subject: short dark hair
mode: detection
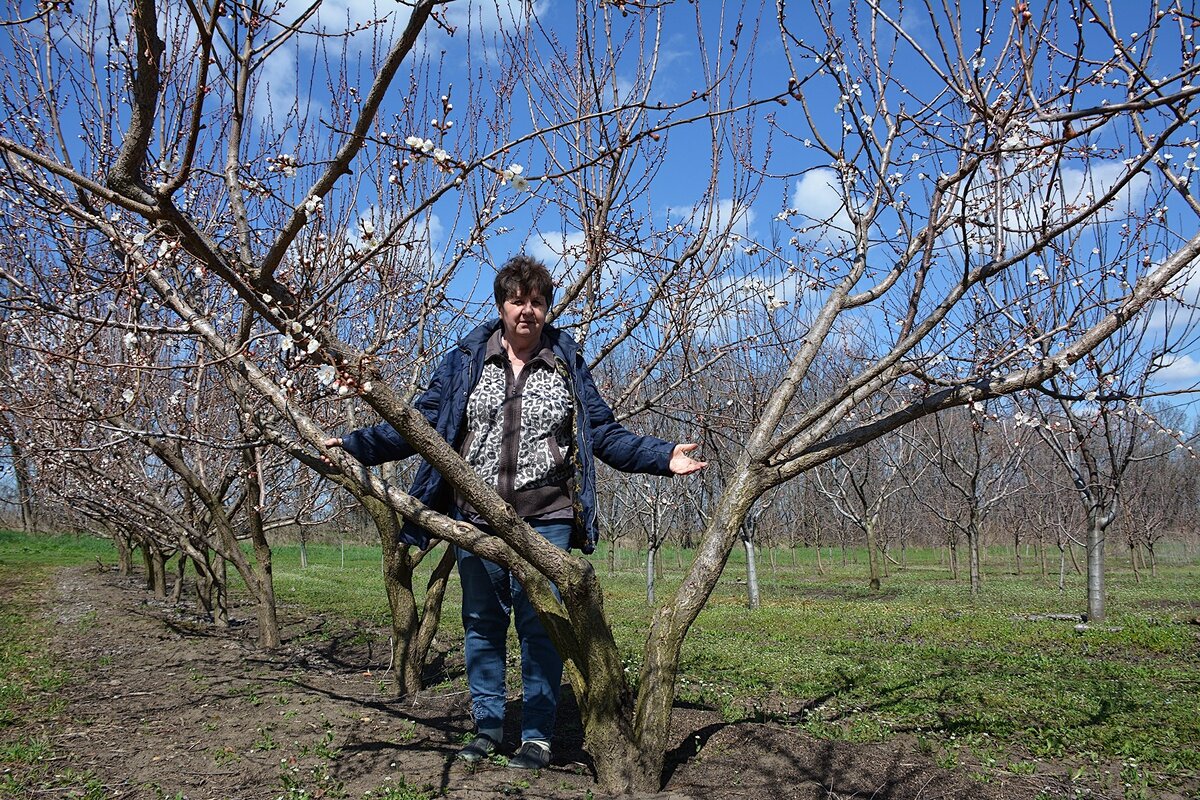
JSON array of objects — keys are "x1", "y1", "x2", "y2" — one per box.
[{"x1": 494, "y1": 254, "x2": 555, "y2": 308}]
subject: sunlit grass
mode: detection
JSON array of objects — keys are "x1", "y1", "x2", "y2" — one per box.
[
  {"x1": 0, "y1": 530, "x2": 112, "y2": 798},
  {"x1": 4, "y1": 529, "x2": 1198, "y2": 791}
]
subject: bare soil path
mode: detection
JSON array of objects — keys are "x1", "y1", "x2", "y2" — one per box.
[{"x1": 18, "y1": 565, "x2": 1058, "y2": 799}]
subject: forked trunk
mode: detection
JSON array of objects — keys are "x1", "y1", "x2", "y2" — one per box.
[{"x1": 367, "y1": 495, "x2": 451, "y2": 696}]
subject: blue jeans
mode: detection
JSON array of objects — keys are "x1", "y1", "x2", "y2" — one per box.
[{"x1": 456, "y1": 520, "x2": 572, "y2": 743}]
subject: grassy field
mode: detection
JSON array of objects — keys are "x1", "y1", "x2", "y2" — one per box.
[
  {"x1": 2, "y1": 530, "x2": 1198, "y2": 797},
  {"x1": 0, "y1": 531, "x2": 116, "y2": 798},
  {"x1": 262, "y1": 537, "x2": 1200, "y2": 795}
]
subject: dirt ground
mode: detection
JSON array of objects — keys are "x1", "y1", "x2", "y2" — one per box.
[{"x1": 9, "y1": 565, "x2": 1087, "y2": 799}]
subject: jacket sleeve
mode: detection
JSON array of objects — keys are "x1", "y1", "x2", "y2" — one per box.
[
  {"x1": 339, "y1": 351, "x2": 456, "y2": 466},
  {"x1": 576, "y1": 361, "x2": 674, "y2": 475}
]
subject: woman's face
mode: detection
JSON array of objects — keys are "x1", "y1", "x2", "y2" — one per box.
[{"x1": 500, "y1": 290, "x2": 548, "y2": 342}]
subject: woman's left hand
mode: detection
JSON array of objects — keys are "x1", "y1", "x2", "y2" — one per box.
[{"x1": 669, "y1": 443, "x2": 708, "y2": 475}]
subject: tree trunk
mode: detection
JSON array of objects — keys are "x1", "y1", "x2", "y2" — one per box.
[
  {"x1": 113, "y1": 532, "x2": 133, "y2": 576},
  {"x1": 1086, "y1": 516, "x2": 1106, "y2": 623},
  {"x1": 1129, "y1": 538, "x2": 1141, "y2": 584},
  {"x1": 244, "y1": 450, "x2": 281, "y2": 650},
  {"x1": 8, "y1": 437, "x2": 36, "y2": 533},
  {"x1": 865, "y1": 519, "x2": 881, "y2": 590},
  {"x1": 645, "y1": 543, "x2": 657, "y2": 606},
  {"x1": 142, "y1": 544, "x2": 168, "y2": 598},
  {"x1": 1148, "y1": 543, "x2": 1158, "y2": 578},
  {"x1": 968, "y1": 523, "x2": 981, "y2": 597},
  {"x1": 170, "y1": 555, "x2": 186, "y2": 603},
  {"x1": 299, "y1": 530, "x2": 309, "y2": 569},
  {"x1": 743, "y1": 535, "x2": 760, "y2": 610},
  {"x1": 1013, "y1": 531, "x2": 1023, "y2": 576},
  {"x1": 1057, "y1": 543, "x2": 1067, "y2": 591},
  {"x1": 364, "y1": 495, "x2": 450, "y2": 696}
]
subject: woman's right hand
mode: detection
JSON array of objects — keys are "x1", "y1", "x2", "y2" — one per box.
[{"x1": 319, "y1": 437, "x2": 343, "y2": 466}]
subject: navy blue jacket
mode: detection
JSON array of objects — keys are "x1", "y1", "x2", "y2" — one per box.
[{"x1": 340, "y1": 319, "x2": 675, "y2": 553}]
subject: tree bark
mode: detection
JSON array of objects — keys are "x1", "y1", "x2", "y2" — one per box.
[
  {"x1": 968, "y1": 520, "x2": 982, "y2": 597},
  {"x1": 743, "y1": 535, "x2": 760, "y2": 610},
  {"x1": 645, "y1": 543, "x2": 657, "y2": 606},
  {"x1": 113, "y1": 531, "x2": 133, "y2": 576},
  {"x1": 865, "y1": 518, "x2": 881, "y2": 590},
  {"x1": 1086, "y1": 517, "x2": 1106, "y2": 623}
]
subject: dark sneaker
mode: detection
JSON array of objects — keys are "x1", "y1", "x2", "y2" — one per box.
[
  {"x1": 456, "y1": 733, "x2": 498, "y2": 764},
  {"x1": 507, "y1": 740, "x2": 550, "y2": 770}
]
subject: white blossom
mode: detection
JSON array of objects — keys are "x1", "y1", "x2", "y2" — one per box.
[
  {"x1": 316, "y1": 365, "x2": 337, "y2": 386},
  {"x1": 501, "y1": 163, "x2": 524, "y2": 184},
  {"x1": 280, "y1": 334, "x2": 295, "y2": 352},
  {"x1": 121, "y1": 389, "x2": 134, "y2": 404},
  {"x1": 302, "y1": 195, "x2": 323, "y2": 216},
  {"x1": 123, "y1": 331, "x2": 137, "y2": 348}
]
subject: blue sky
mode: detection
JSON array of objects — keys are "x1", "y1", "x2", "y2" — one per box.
[{"x1": 2, "y1": 0, "x2": 1196, "y2": 397}]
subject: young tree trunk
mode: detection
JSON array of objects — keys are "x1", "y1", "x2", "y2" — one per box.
[
  {"x1": 645, "y1": 542, "x2": 658, "y2": 606},
  {"x1": 968, "y1": 521, "x2": 982, "y2": 597},
  {"x1": 1086, "y1": 516, "x2": 1107, "y2": 623},
  {"x1": 1148, "y1": 543, "x2": 1158, "y2": 577},
  {"x1": 743, "y1": 535, "x2": 760, "y2": 610},
  {"x1": 1057, "y1": 543, "x2": 1067, "y2": 591},
  {"x1": 244, "y1": 449, "x2": 282, "y2": 650},
  {"x1": 1129, "y1": 538, "x2": 1142, "y2": 584},
  {"x1": 1013, "y1": 531, "x2": 1023, "y2": 576},
  {"x1": 865, "y1": 518, "x2": 881, "y2": 590}
]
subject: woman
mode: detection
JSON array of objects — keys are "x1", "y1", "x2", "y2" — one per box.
[{"x1": 326, "y1": 255, "x2": 705, "y2": 770}]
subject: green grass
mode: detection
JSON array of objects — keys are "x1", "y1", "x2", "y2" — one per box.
[
  {"x1": 0, "y1": 530, "x2": 114, "y2": 799},
  {"x1": 3, "y1": 529, "x2": 1198, "y2": 794},
  {"x1": 265, "y1": 537, "x2": 1200, "y2": 790}
]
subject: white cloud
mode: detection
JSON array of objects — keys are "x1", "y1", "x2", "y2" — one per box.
[
  {"x1": 444, "y1": 0, "x2": 547, "y2": 37},
  {"x1": 667, "y1": 197, "x2": 757, "y2": 245},
  {"x1": 252, "y1": 45, "x2": 300, "y2": 128},
  {"x1": 969, "y1": 158, "x2": 1151, "y2": 256},
  {"x1": 528, "y1": 230, "x2": 588, "y2": 275},
  {"x1": 1152, "y1": 353, "x2": 1200, "y2": 388},
  {"x1": 789, "y1": 170, "x2": 853, "y2": 242}
]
